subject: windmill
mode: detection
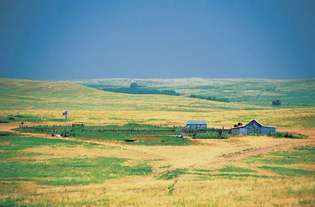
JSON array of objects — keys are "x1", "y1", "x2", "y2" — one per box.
[{"x1": 62, "y1": 110, "x2": 69, "y2": 121}]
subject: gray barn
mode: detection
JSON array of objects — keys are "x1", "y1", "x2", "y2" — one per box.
[
  {"x1": 230, "y1": 120, "x2": 276, "y2": 136},
  {"x1": 186, "y1": 120, "x2": 207, "y2": 130}
]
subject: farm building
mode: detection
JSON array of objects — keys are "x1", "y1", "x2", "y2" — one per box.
[
  {"x1": 185, "y1": 120, "x2": 207, "y2": 130},
  {"x1": 230, "y1": 120, "x2": 276, "y2": 136}
]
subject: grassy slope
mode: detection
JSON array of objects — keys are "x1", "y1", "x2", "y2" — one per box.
[
  {"x1": 0, "y1": 77, "x2": 314, "y2": 206},
  {"x1": 0, "y1": 78, "x2": 253, "y2": 111},
  {"x1": 80, "y1": 78, "x2": 315, "y2": 107},
  {"x1": 1, "y1": 78, "x2": 315, "y2": 128}
]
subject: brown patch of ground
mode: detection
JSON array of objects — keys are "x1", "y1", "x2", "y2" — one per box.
[{"x1": 0, "y1": 141, "x2": 11, "y2": 146}]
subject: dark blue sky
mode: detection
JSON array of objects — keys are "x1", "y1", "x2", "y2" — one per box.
[{"x1": 0, "y1": 0, "x2": 314, "y2": 80}]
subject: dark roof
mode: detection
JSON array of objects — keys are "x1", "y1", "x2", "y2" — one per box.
[
  {"x1": 186, "y1": 120, "x2": 207, "y2": 125},
  {"x1": 231, "y1": 119, "x2": 262, "y2": 129},
  {"x1": 246, "y1": 120, "x2": 262, "y2": 127}
]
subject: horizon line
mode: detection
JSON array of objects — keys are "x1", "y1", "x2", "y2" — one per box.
[{"x1": 1, "y1": 76, "x2": 315, "y2": 82}]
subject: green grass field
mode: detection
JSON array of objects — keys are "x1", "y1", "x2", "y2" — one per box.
[
  {"x1": 1, "y1": 130, "x2": 315, "y2": 206},
  {"x1": 1, "y1": 78, "x2": 315, "y2": 128},
  {"x1": 0, "y1": 78, "x2": 254, "y2": 111},
  {"x1": 0, "y1": 77, "x2": 315, "y2": 206},
  {"x1": 16, "y1": 124, "x2": 191, "y2": 145},
  {"x1": 0, "y1": 133, "x2": 151, "y2": 186},
  {"x1": 79, "y1": 78, "x2": 315, "y2": 107}
]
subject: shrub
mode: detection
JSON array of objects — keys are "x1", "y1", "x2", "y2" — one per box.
[
  {"x1": 275, "y1": 131, "x2": 305, "y2": 139},
  {"x1": 16, "y1": 124, "x2": 190, "y2": 145},
  {"x1": 190, "y1": 95, "x2": 230, "y2": 102},
  {"x1": 272, "y1": 99, "x2": 282, "y2": 106},
  {"x1": 100, "y1": 86, "x2": 179, "y2": 96},
  {"x1": 159, "y1": 169, "x2": 187, "y2": 180},
  {"x1": 219, "y1": 166, "x2": 256, "y2": 173},
  {"x1": 0, "y1": 114, "x2": 66, "y2": 123},
  {"x1": 194, "y1": 131, "x2": 219, "y2": 139},
  {"x1": 0, "y1": 114, "x2": 43, "y2": 123},
  {"x1": 194, "y1": 130, "x2": 230, "y2": 139},
  {"x1": 260, "y1": 166, "x2": 314, "y2": 176},
  {"x1": 130, "y1": 82, "x2": 138, "y2": 88}
]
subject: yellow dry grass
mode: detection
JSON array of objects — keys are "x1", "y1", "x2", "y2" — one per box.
[
  {"x1": 0, "y1": 122, "x2": 314, "y2": 206},
  {"x1": 1, "y1": 110, "x2": 315, "y2": 206},
  {"x1": 2, "y1": 175, "x2": 314, "y2": 207},
  {"x1": 1, "y1": 107, "x2": 315, "y2": 128},
  {"x1": 1, "y1": 79, "x2": 315, "y2": 206}
]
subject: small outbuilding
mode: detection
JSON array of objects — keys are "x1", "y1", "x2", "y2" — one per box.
[
  {"x1": 185, "y1": 120, "x2": 207, "y2": 130},
  {"x1": 230, "y1": 120, "x2": 276, "y2": 136}
]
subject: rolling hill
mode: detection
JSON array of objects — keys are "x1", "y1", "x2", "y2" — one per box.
[
  {"x1": 0, "y1": 78, "x2": 314, "y2": 128},
  {"x1": 79, "y1": 78, "x2": 315, "y2": 107},
  {"x1": 0, "y1": 78, "x2": 256, "y2": 111}
]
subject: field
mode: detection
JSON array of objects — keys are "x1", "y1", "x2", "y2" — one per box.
[
  {"x1": 80, "y1": 78, "x2": 315, "y2": 107},
  {"x1": 0, "y1": 78, "x2": 315, "y2": 206}
]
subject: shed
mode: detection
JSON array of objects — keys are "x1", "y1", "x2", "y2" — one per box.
[
  {"x1": 186, "y1": 120, "x2": 207, "y2": 130},
  {"x1": 230, "y1": 120, "x2": 276, "y2": 136}
]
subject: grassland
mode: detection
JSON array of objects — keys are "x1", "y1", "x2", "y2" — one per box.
[
  {"x1": 1, "y1": 78, "x2": 315, "y2": 128},
  {"x1": 0, "y1": 114, "x2": 66, "y2": 123},
  {"x1": 0, "y1": 77, "x2": 315, "y2": 206},
  {"x1": 80, "y1": 78, "x2": 315, "y2": 107},
  {"x1": 16, "y1": 124, "x2": 191, "y2": 145},
  {"x1": 0, "y1": 78, "x2": 254, "y2": 111},
  {"x1": 1, "y1": 124, "x2": 314, "y2": 206}
]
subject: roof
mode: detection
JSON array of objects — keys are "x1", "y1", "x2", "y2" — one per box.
[
  {"x1": 186, "y1": 120, "x2": 207, "y2": 125},
  {"x1": 231, "y1": 120, "x2": 262, "y2": 129},
  {"x1": 245, "y1": 120, "x2": 262, "y2": 127}
]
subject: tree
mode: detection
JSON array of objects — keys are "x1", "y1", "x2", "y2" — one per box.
[
  {"x1": 234, "y1": 123, "x2": 243, "y2": 127},
  {"x1": 130, "y1": 82, "x2": 138, "y2": 88},
  {"x1": 272, "y1": 100, "x2": 281, "y2": 106}
]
